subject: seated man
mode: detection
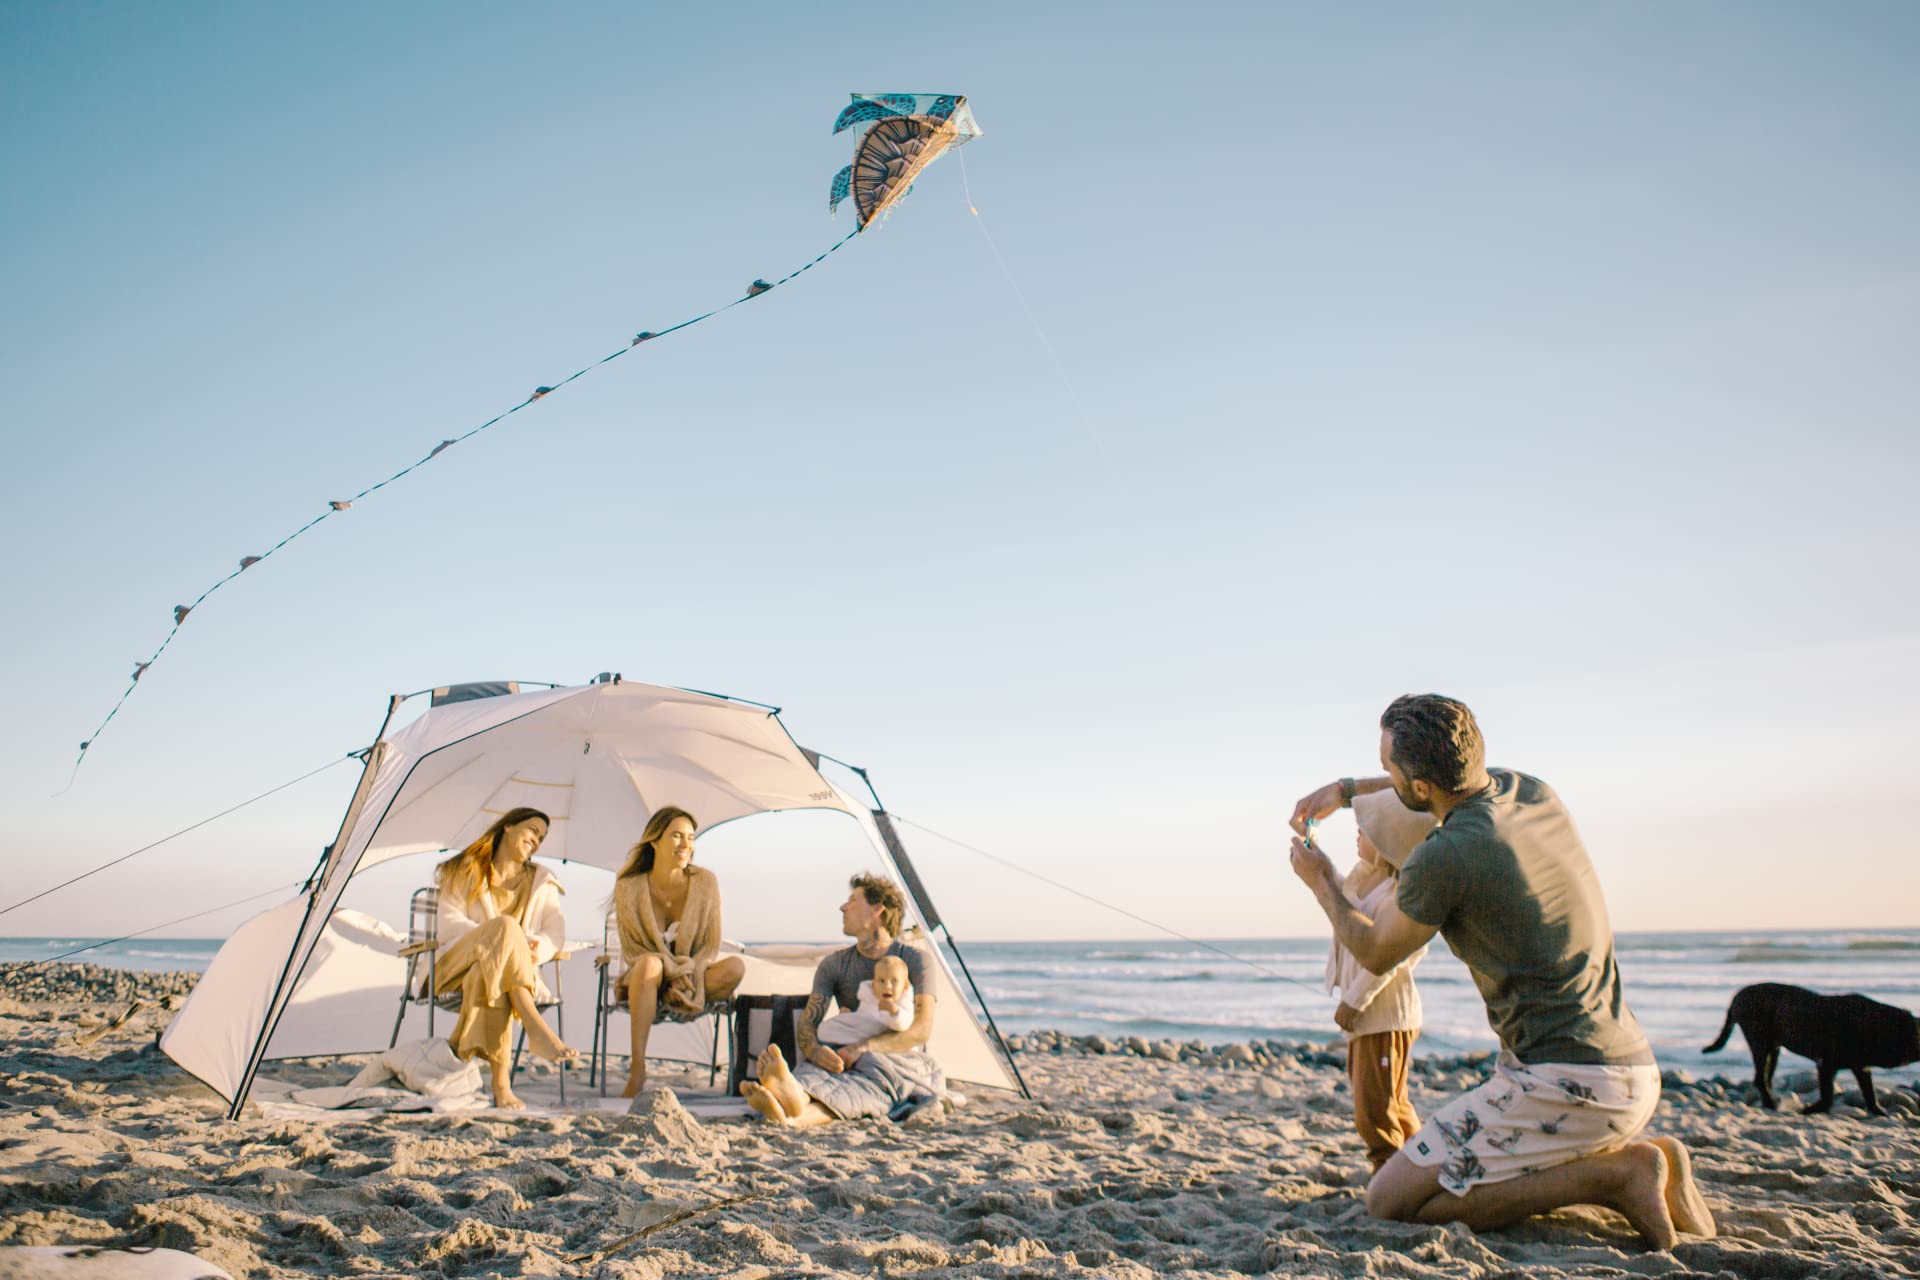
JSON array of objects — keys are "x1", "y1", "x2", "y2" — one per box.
[{"x1": 743, "y1": 873, "x2": 944, "y2": 1127}]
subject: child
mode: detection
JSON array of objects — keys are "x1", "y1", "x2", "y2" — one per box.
[
  {"x1": 1324, "y1": 790, "x2": 1436, "y2": 1170},
  {"x1": 816, "y1": 954, "x2": 916, "y2": 1046}
]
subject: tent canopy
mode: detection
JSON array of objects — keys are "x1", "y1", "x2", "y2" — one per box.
[{"x1": 162, "y1": 679, "x2": 1020, "y2": 1113}]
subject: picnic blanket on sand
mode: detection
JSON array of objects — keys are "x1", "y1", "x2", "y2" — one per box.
[{"x1": 793, "y1": 1048, "x2": 945, "y2": 1121}]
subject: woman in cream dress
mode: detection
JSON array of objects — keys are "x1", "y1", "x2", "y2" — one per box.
[{"x1": 431, "y1": 806, "x2": 580, "y2": 1108}]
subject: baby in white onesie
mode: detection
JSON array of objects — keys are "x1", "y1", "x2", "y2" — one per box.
[{"x1": 817, "y1": 954, "x2": 916, "y2": 1046}]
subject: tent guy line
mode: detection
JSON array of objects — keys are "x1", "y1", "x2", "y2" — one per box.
[
  {"x1": 5, "y1": 754, "x2": 358, "y2": 918},
  {"x1": 892, "y1": 814, "x2": 1326, "y2": 995},
  {"x1": 24, "y1": 882, "x2": 308, "y2": 968}
]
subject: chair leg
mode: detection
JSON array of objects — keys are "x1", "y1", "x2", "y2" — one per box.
[
  {"x1": 590, "y1": 969, "x2": 604, "y2": 1091},
  {"x1": 390, "y1": 961, "x2": 412, "y2": 1050},
  {"x1": 709, "y1": 1012, "x2": 722, "y2": 1088}
]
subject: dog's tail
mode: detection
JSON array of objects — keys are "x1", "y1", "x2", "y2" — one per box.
[{"x1": 1702, "y1": 1005, "x2": 1737, "y2": 1054}]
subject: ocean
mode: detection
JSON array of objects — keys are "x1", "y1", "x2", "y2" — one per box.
[{"x1": 6, "y1": 928, "x2": 1917, "y2": 1084}]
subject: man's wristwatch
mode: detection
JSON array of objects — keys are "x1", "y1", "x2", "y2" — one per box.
[{"x1": 1338, "y1": 777, "x2": 1356, "y2": 807}]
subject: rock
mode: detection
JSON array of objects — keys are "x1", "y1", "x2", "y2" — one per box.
[
  {"x1": 1083, "y1": 1036, "x2": 1113, "y2": 1055},
  {"x1": 1004, "y1": 1035, "x2": 1025, "y2": 1053},
  {"x1": 1150, "y1": 1040, "x2": 1180, "y2": 1062},
  {"x1": 1220, "y1": 1044, "x2": 1256, "y2": 1065},
  {"x1": 1661, "y1": 1068, "x2": 1696, "y2": 1090},
  {"x1": 1126, "y1": 1037, "x2": 1152, "y2": 1057}
]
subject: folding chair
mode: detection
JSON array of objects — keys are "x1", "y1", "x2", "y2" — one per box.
[
  {"x1": 588, "y1": 908, "x2": 730, "y2": 1096},
  {"x1": 389, "y1": 886, "x2": 568, "y2": 1102}
]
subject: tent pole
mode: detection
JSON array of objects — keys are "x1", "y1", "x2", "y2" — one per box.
[
  {"x1": 224, "y1": 694, "x2": 404, "y2": 1120},
  {"x1": 869, "y1": 807, "x2": 1031, "y2": 1100}
]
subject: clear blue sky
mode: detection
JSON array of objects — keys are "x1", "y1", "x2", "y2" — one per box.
[{"x1": 4, "y1": 2, "x2": 1916, "y2": 943}]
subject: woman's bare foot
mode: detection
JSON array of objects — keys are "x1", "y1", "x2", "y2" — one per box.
[
  {"x1": 757, "y1": 1044, "x2": 809, "y2": 1117},
  {"x1": 621, "y1": 1068, "x2": 646, "y2": 1099},
  {"x1": 1651, "y1": 1136, "x2": 1716, "y2": 1238},
  {"x1": 1608, "y1": 1142, "x2": 1679, "y2": 1251},
  {"x1": 491, "y1": 1064, "x2": 525, "y2": 1110},
  {"x1": 741, "y1": 1081, "x2": 791, "y2": 1126},
  {"x1": 521, "y1": 1020, "x2": 580, "y2": 1067}
]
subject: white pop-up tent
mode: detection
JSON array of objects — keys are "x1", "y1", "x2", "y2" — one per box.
[{"x1": 161, "y1": 678, "x2": 1026, "y2": 1116}]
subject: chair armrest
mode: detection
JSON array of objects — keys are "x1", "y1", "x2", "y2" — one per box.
[{"x1": 398, "y1": 940, "x2": 438, "y2": 958}]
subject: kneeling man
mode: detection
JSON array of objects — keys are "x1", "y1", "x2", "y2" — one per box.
[
  {"x1": 745, "y1": 873, "x2": 945, "y2": 1127},
  {"x1": 1289, "y1": 694, "x2": 1715, "y2": 1250}
]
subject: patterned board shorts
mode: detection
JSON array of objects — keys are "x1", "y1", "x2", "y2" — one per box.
[{"x1": 1401, "y1": 1053, "x2": 1661, "y2": 1196}]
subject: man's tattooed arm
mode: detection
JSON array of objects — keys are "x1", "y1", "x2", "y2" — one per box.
[{"x1": 794, "y1": 992, "x2": 831, "y2": 1065}]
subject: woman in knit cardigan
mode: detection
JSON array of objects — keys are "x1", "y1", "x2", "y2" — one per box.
[{"x1": 613, "y1": 805, "x2": 747, "y2": 1096}]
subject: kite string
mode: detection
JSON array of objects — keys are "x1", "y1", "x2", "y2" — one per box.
[
  {"x1": 891, "y1": 813, "x2": 1327, "y2": 995},
  {"x1": 956, "y1": 151, "x2": 1112, "y2": 470},
  {"x1": 9, "y1": 754, "x2": 355, "y2": 917},
  {"x1": 70, "y1": 229, "x2": 861, "y2": 778}
]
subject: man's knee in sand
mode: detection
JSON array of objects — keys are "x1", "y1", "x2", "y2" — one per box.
[{"x1": 1365, "y1": 1152, "x2": 1437, "y2": 1221}]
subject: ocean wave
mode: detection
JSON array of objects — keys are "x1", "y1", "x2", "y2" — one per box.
[{"x1": 1732, "y1": 947, "x2": 1823, "y2": 963}]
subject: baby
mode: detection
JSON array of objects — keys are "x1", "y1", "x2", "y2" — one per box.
[{"x1": 816, "y1": 954, "x2": 916, "y2": 1046}]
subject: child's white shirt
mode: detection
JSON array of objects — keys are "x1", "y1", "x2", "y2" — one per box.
[
  {"x1": 817, "y1": 980, "x2": 916, "y2": 1046},
  {"x1": 1324, "y1": 871, "x2": 1426, "y2": 1041}
]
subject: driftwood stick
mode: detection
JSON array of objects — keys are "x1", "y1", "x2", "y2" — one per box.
[
  {"x1": 565, "y1": 1189, "x2": 769, "y2": 1268},
  {"x1": 72, "y1": 999, "x2": 150, "y2": 1047}
]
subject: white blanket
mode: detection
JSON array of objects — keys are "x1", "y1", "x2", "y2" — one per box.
[{"x1": 282, "y1": 1037, "x2": 488, "y2": 1114}]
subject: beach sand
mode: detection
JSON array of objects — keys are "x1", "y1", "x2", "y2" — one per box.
[{"x1": 3, "y1": 963, "x2": 1917, "y2": 1278}]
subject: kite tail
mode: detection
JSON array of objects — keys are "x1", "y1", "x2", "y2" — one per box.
[{"x1": 68, "y1": 228, "x2": 862, "y2": 778}]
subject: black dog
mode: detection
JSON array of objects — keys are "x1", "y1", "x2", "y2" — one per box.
[{"x1": 1704, "y1": 982, "x2": 1920, "y2": 1116}]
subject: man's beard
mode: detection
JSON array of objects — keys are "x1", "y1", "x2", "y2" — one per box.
[{"x1": 1392, "y1": 778, "x2": 1431, "y2": 812}]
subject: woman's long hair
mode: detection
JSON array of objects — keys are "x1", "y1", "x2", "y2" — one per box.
[
  {"x1": 616, "y1": 806, "x2": 699, "y2": 881},
  {"x1": 436, "y1": 806, "x2": 550, "y2": 905}
]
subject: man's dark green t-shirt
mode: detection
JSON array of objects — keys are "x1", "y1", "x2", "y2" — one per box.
[{"x1": 1396, "y1": 769, "x2": 1650, "y2": 1066}]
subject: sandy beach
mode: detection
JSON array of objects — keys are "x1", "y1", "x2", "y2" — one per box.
[{"x1": 3, "y1": 962, "x2": 1917, "y2": 1279}]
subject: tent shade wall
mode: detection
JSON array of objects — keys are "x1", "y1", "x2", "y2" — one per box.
[{"x1": 161, "y1": 680, "x2": 1020, "y2": 1112}]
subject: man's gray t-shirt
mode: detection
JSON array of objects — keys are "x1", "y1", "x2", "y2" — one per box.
[
  {"x1": 811, "y1": 942, "x2": 929, "y2": 1019},
  {"x1": 1396, "y1": 769, "x2": 1650, "y2": 1067}
]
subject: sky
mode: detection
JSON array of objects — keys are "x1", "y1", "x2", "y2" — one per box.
[{"x1": 2, "y1": 2, "x2": 1916, "y2": 947}]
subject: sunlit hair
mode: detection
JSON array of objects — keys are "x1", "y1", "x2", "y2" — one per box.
[
  {"x1": 435, "y1": 807, "x2": 550, "y2": 905},
  {"x1": 1380, "y1": 693, "x2": 1485, "y2": 793},
  {"x1": 850, "y1": 872, "x2": 906, "y2": 937},
  {"x1": 617, "y1": 806, "x2": 700, "y2": 880}
]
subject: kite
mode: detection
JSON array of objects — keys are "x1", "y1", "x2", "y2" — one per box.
[
  {"x1": 68, "y1": 93, "x2": 981, "y2": 775},
  {"x1": 829, "y1": 93, "x2": 982, "y2": 229}
]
